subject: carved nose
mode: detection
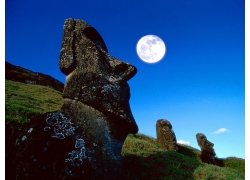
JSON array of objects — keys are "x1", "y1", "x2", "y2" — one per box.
[{"x1": 113, "y1": 61, "x2": 137, "y2": 81}]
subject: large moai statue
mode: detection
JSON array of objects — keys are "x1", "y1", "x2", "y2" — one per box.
[
  {"x1": 196, "y1": 133, "x2": 216, "y2": 164},
  {"x1": 156, "y1": 119, "x2": 178, "y2": 151},
  {"x1": 7, "y1": 18, "x2": 138, "y2": 179}
]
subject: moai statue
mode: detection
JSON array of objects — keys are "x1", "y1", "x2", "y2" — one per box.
[
  {"x1": 196, "y1": 133, "x2": 216, "y2": 164},
  {"x1": 156, "y1": 119, "x2": 178, "y2": 151},
  {"x1": 8, "y1": 18, "x2": 138, "y2": 180}
]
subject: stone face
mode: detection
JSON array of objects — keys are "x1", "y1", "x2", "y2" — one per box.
[
  {"x1": 8, "y1": 18, "x2": 138, "y2": 179},
  {"x1": 196, "y1": 133, "x2": 216, "y2": 164},
  {"x1": 156, "y1": 119, "x2": 178, "y2": 151},
  {"x1": 60, "y1": 18, "x2": 138, "y2": 133}
]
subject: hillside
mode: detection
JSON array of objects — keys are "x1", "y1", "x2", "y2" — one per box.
[
  {"x1": 5, "y1": 79, "x2": 245, "y2": 179},
  {"x1": 5, "y1": 62, "x2": 245, "y2": 180},
  {"x1": 5, "y1": 61, "x2": 64, "y2": 92}
]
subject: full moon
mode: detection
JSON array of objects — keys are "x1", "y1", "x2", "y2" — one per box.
[{"x1": 136, "y1": 35, "x2": 166, "y2": 63}]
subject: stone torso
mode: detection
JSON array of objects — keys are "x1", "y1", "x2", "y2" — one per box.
[{"x1": 14, "y1": 100, "x2": 127, "y2": 179}]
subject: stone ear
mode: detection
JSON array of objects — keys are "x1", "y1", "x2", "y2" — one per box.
[{"x1": 59, "y1": 18, "x2": 76, "y2": 75}]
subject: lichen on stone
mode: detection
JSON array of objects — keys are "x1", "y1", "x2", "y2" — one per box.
[
  {"x1": 44, "y1": 111, "x2": 75, "y2": 139},
  {"x1": 65, "y1": 136, "x2": 87, "y2": 166},
  {"x1": 22, "y1": 136, "x2": 27, "y2": 141},
  {"x1": 28, "y1": 128, "x2": 33, "y2": 133}
]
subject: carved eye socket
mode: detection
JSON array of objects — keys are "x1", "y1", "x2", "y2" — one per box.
[{"x1": 83, "y1": 27, "x2": 108, "y2": 52}]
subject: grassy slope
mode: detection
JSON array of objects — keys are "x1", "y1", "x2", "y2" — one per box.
[
  {"x1": 6, "y1": 80, "x2": 64, "y2": 123},
  {"x1": 122, "y1": 134, "x2": 244, "y2": 180},
  {"x1": 5, "y1": 80, "x2": 64, "y2": 155},
  {"x1": 5, "y1": 80, "x2": 245, "y2": 179}
]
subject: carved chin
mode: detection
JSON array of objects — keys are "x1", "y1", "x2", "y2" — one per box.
[
  {"x1": 63, "y1": 73, "x2": 138, "y2": 133},
  {"x1": 84, "y1": 97, "x2": 138, "y2": 134}
]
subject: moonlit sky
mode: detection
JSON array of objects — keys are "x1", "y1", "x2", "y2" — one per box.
[{"x1": 5, "y1": 0, "x2": 245, "y2": 159}]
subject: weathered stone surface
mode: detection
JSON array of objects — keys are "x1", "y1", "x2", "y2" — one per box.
[
  {"x1": 60, "y1": 18, "x2": 138, "y2": 133},
  {"x1": 7, "y1": 18, "x2": 138, "y2": 179},
  {"x1": 196, "y1": 133, "x2": 216, "y2": 164},
  {"x1": 156, "y1": 119, "x2": 178, "y2": 151}
]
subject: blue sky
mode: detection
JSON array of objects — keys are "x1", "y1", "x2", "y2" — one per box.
[{"x1": 5, "y1": 0, "x2": 245, "y2": 159}]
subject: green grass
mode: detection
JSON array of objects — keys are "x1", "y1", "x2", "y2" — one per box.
[
  {"x1": 5, "y1": 80, "x2": 64, "y2": 155},
  {"x1": 6, "y1": 80, "x2": 64, "y2": 123},
  {"x1": 5, "y1": 79, "x2": 245, "y2": 179},
  {"x1": 223, "y1": 157, "x2": 245, "y2": 176},
  {"x1": 193, "y1": 163, "x2": 244, "y2": 180},
  {"x1": 122, "y1": 134, "x2": 201, "y2": 179},
  {"x1": 122, "y1": 134, "x2": 245, "y2": 180}
]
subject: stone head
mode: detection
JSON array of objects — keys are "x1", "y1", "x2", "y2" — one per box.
[
  {"x1": 59, "y1": 18, "x2": 138, "y2": 134},
  {"x1": 157, "y1": 119, "x2": 173, "y2": 129},
  {"x1": 156, "y1": 119, "x2": 177, "y2": 151},
  {"x1": 196, "y1": 133, "x2": 215, "y2": 155}
]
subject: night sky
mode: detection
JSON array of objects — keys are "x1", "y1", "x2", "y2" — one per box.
[{"x1": 5, "y1": 0, "x2": 245, "y2": 159}]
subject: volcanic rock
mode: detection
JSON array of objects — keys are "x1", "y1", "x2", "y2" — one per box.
[
  {"x1": 156, "y1": 119, "x2": 178, "y2": 151},
  {"x1": 8, "y1": 18, "x2": 138, "y2": 179},
  {"x1": 196, "y1": 133, "x2": 216, "y2": 164}
]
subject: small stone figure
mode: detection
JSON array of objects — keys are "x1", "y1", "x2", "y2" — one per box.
[
  {"x1": 7, "y1": 18, "x2": 138, "y2": 179},
  {"x1": 156, "y1": 119, "x2": 178, "y2": 151},
  {"x1": 196, "y1": 133, "x2": 216, "y2": 164}
]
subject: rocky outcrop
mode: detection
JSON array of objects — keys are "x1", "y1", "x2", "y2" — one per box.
[
  {"x1": 196, "y1": 133, "x2": 216, "y2": 164},
  {"x1": 5, "y1": 61, "x2": 64, "y2": 92},
  {"x1": 156, "y1": 119, "x2": 178, "y2": 151},
  {"x1": 8, "y1": 18, "x2": 138, "y2": 179}
]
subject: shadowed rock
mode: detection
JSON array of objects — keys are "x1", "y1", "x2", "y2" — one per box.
[
  {"x1": 8, "y1": 18, "x2": 138, "y2": 180},
  {"x1": 196, "y1": 133, "x2": 216, "y2": 164},
  {"x1": 156, "y1": 119, "x2": 178, "y2": 151}
]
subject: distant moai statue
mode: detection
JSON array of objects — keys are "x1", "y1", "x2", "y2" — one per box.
[
  {"x1": 196, "y1": 133, "x2": 216, "y2": 164},
  {"x1": 156, "y1": 119, "x2": 178, "y2": 151},
  {"x1": 7, "y1": 18, "x2": 138, "y2": 180}
]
